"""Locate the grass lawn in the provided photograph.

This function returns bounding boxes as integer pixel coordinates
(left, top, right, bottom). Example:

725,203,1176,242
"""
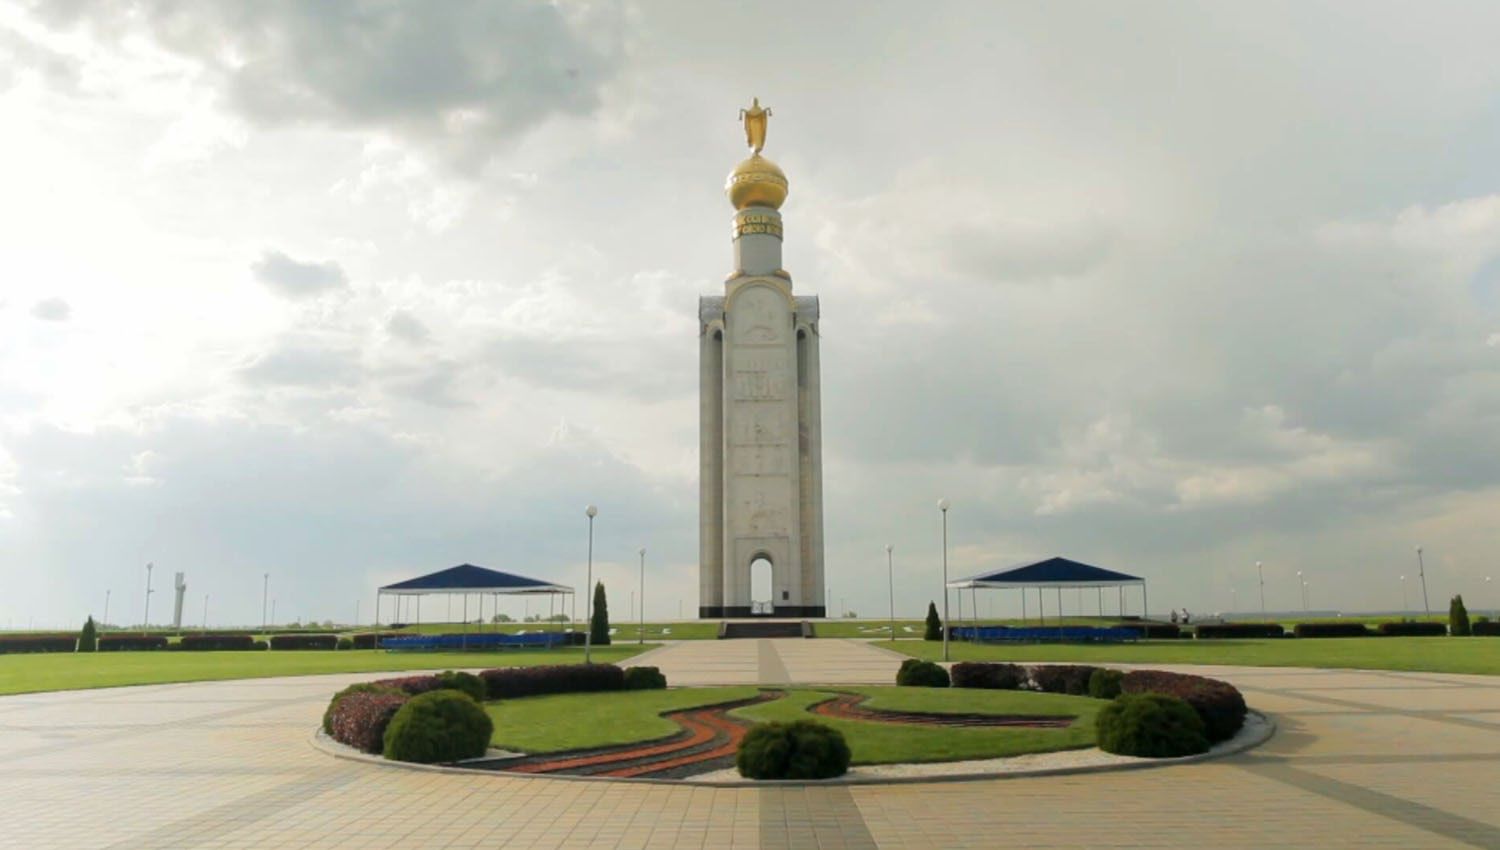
486,686,761,753
0,645,653,696
730,686,1099,764
881,636,1500,675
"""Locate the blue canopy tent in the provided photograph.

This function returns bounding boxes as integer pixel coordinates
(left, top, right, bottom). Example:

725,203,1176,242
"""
376,564,574,648
946,556,1148,628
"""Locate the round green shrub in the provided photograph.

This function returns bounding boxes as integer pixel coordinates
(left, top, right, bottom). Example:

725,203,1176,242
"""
1088,668,1124,700
895,658,950,688
322,682,402,734
435,670,486,703
336,637,353,650
623,666,668,690
382,689,494,764
1096,693,1209,758
736,720,851,780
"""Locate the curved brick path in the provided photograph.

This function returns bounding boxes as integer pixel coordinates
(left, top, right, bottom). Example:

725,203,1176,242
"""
1,639,1498,848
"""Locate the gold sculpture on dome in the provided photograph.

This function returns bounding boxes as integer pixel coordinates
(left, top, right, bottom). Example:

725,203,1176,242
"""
726,97,788,211
740,97,771,153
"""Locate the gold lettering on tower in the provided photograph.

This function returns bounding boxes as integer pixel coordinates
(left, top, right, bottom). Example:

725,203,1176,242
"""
734,213,784,239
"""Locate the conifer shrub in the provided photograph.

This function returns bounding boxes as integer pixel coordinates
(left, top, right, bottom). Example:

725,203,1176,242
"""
1088,668,1125,700
1029,665,1099,695
923,602,943,641
329,691,409,753
1096,693,1209,758
736,720,850,780
382,690,493,764
623,666,668,690
590,581,611,646
78,617,98,653
950,661,1025,690
1449,595,1471,637
323,682,403,734
895,658,950,688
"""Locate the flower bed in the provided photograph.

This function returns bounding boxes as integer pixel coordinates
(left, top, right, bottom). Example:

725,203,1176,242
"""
1120,669,1246,742
1292,622,1371,638
98,635,168,652
269,634,339,650
178,634,257,651
1195,623,1286,639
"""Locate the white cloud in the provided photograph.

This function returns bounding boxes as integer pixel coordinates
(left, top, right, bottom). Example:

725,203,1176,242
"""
250,251,348,299
29,297,70,321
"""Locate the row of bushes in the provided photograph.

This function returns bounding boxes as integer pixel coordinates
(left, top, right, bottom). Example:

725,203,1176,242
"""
899,660,1247,745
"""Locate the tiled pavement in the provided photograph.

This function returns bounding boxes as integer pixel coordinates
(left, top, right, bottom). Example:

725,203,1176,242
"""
1,640,1498,848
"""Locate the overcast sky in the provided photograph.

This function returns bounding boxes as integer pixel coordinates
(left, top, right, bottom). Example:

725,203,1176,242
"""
3,1,1499,629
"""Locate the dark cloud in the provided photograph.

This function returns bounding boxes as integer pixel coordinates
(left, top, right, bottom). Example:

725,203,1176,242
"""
384,310,431,345
29,297,70,321
250,251,348,299
27,0,624,170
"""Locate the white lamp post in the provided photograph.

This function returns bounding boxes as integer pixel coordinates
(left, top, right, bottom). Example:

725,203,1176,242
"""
1297,570,1307,612
1415,546,1430,615
1400,575,1408,613
1256,561,1266,621
638,547,646,645
938,498,951,662
584,505,597,663
885,544,895,643
262,573,269,632
103,589,111,632
143,562,154,628
201,593,208,630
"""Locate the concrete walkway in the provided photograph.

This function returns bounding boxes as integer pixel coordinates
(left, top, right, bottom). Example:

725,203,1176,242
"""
2,641,1498,848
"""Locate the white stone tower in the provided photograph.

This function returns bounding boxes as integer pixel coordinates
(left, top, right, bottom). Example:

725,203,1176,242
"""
699,99,825,618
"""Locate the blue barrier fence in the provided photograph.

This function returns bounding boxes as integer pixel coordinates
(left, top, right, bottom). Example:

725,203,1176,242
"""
380,632,569,651
948,626,1138,644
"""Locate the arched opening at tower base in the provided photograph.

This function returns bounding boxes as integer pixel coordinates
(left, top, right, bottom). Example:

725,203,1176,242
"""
750,557,773,615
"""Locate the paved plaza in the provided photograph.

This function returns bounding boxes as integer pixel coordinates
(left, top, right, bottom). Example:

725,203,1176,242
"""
2,639,1498,848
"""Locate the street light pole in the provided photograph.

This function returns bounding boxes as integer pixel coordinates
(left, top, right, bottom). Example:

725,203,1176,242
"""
1256,561,1266,620
584,505,597,663
938,498,951,662
885,544,895,643
262,573,269,632
1415,546,1430,615
1296,570,1305,612
638,547,646,646
202,593,209,630
103,589,111,631
1400,575,1408,613
143,562,154,628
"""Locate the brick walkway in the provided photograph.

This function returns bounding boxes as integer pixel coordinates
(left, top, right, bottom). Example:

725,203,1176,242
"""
1,640,1497,848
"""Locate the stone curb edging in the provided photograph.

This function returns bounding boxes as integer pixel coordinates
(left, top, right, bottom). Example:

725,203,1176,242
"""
309,709,1275,788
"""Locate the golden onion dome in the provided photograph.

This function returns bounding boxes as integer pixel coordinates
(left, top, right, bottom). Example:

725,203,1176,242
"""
725,153,789,210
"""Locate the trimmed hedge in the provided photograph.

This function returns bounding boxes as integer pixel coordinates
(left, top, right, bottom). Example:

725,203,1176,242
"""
623,666,668,690
179,634,256,651
1088,668,1124,700
350,632,404,650
382,690,493,764
99,635,168,652
1195,623,1285,639
1474,621,1500,636
1096,693,1209,758
479,663,625,700
323,682,402,734
1377,621,1447,637
950,662,1025,690
1292,622,1371,638
330,690,410,753
895,658,950,688
1115,622,1181,639
1121,670,1246,743
0,635,77,654
1029,665,1099,695
270,634,339,650
736,720,851,780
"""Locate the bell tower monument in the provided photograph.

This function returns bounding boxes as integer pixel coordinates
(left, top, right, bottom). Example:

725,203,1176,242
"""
699,99,826,618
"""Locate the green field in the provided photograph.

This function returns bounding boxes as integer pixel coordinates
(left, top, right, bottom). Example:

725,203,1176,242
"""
730,687,1099,764
484,685,1098,764
0,646,653,696
882,636,1500,675
486,686,760,753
